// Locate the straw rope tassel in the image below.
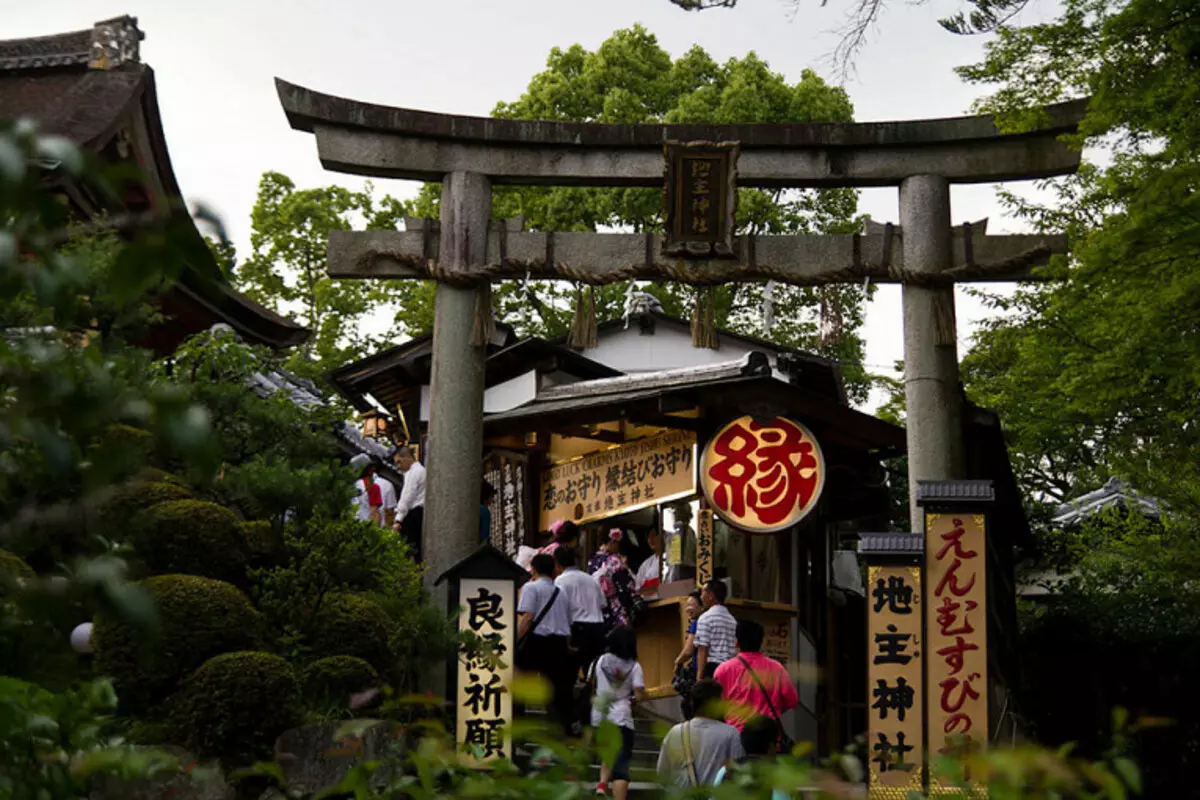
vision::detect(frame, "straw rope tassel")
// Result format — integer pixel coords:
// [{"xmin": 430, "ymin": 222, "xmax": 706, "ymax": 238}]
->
[
  {"xmin": 691, "ymin": 286, "xmax": 719, "ymax": 350},
  {"xmin": 567, "ymin": 285, "xmax": 598, "ymax": 350},
  {"xmin": 469, "ymin": 283, "xmax": 495, "ymax": 347}
]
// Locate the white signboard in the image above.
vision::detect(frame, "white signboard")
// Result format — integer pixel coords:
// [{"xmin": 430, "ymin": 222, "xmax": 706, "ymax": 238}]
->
[{"xmin": 455, "ymin": 578, "xmax": 515, "ymax": 764}]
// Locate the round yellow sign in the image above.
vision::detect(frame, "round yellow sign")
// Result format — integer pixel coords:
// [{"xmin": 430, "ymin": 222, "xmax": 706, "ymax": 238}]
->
[{"xmin": 700, "ymin": 415, "xmax": 825, "ymax": 533}]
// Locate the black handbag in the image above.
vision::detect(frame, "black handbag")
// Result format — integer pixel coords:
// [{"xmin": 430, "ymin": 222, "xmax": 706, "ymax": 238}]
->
[{"xmin": 515, "ymin": 587, "xmax": 560, "ymax": 671}]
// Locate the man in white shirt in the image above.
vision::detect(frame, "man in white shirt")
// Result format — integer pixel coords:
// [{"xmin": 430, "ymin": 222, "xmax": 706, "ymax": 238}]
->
[
  {"xmin": 695, "ymin": 579, "xmax": 738, "ymax": 679},
  {"xmin": 553, "ymin": 545, "xmax": 606, "ymax": 733},
  {"xmin": 635, "ymin": 529, "xmax": 663, "ymax": 600},
  {"xmin": 518, "ymin": 553, "xmax": 574, "ymax": 733},
  {"xmin": 391, "ymin": 445, "xmax": 425, "ymax": 560}
]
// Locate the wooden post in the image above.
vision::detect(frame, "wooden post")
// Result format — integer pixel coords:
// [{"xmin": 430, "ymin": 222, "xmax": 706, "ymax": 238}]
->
[
  {"xmin": 859, "ymin": 532, "xmax": 926, "ymax": 798},
  {"xmin": 918, "ymin": 479, "xmax": 993, "ymax": 792}
]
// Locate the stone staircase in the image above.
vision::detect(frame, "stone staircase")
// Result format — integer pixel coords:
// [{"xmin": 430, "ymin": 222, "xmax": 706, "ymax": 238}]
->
[{"xmin": 517, "ymin": 707, "xmax": 665, "ymax": 795}]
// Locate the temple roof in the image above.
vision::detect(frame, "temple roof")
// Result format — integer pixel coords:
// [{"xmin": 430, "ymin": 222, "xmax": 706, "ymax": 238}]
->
[{"xmin": 0, "ymin": 16, "xmax": 309, "ymax": 352}]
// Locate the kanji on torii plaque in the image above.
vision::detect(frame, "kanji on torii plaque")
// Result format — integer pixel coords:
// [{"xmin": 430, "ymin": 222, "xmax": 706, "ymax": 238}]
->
[{"xmin": 275, "ymin": 77, "xmax": 1085, "ymax": 587}]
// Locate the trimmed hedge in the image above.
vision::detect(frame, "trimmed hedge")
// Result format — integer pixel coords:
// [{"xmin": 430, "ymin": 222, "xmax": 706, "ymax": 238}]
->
[
  {"xmin": 302, "ymin": 655, "xmax": 380, "ymax": 711},
  {"xmin": 92, "ymin": 574, "xmax": 262, "ymax": 712},
  {"xmin": 130, "ymin": 500, "xmax": 246, "ymax": 585},
  {"xmin": 170, "ymin": 651, "xmax": 301, "ymax": 763},
  {"xmin": 94, "ymin": 480, "xmax": 193, "ymax": 541},
  {"xmin": 241, "ymin": 520, "xmax": 282, "ymax": 569},
  {"xmin": 310, "ymin": 593, "xmax": 394, "ymax": 675}
]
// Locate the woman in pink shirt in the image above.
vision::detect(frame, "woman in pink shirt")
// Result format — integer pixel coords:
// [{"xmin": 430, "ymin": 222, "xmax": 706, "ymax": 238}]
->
[{"xmin": 713, "ymin": 619, "xmax": 798, "ymax": 732}]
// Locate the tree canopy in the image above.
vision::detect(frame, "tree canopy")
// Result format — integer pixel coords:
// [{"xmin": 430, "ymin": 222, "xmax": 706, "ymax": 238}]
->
[
  {"xmin": 957, "ymin": 0, "xmax": 1200, "ymax": 515},
  {"xmin": 408, "ymin": 26, "xmax": 874, "ymax": 402},
  {"xmin": 233, "ymin": 172, "xmax": 416, "ymax": 382}
]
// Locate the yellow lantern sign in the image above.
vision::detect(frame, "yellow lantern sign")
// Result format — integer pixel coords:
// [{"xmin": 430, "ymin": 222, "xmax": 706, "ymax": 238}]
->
[{"xmin": 700, "ymin": 416, "xmax": 825, "ymax": 533}]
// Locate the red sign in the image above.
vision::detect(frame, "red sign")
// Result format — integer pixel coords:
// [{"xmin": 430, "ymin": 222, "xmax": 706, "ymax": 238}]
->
[
  {"xmin": 925, "ymin": 513, "xmax": 988, "ymax": 763},
  {"xmin": 700, "ymin": 416, "xmax": 825, "ymax": 533}
]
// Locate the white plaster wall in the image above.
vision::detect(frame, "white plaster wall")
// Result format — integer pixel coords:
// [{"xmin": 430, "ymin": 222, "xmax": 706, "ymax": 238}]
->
[{"xmin": 586, "ymin": 324, "xmax": 788, "ymax": 378}]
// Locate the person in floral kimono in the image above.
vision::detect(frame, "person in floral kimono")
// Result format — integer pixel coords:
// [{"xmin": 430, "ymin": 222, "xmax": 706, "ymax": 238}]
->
[{"xmin": 588, "ymin": 528, "xmax": 636, "ymax": 632}]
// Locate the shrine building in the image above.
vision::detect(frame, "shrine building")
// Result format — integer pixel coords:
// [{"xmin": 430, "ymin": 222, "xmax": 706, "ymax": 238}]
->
[{"xmin": 332, "ymin": 298, "xmax": 1028, "ymax": 754}]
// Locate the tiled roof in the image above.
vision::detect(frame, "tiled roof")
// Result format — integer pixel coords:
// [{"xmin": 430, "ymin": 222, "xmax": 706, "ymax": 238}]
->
[{"xmin": 1052, "ymin": 476, "xmax": 1161, "ymax": 527}]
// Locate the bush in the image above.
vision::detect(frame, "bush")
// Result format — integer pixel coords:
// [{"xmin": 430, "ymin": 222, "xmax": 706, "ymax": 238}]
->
[
  {"xmin": 130, "ymin": 500, "xmax": 246, "ymax": 585},
  {"xmin": 170, "ymin": 651, "xmax": 301, "ymax": 763},
  {"xmin": 241, "ymin": 520, "xmax": 282, "ymax": 569},
  {"xmin": 93, "ymin": 480, "xmax": 193, "ymax": 541},
  {"xmin": 309, "ymin": 593, "xmax": 393, "ymax": 675},
  {"xmin": 0, "ymin": 548, "xmax": 34, "ymax": 582},
  {"xmin": 302, "ymin": 655, "xmax": 380, "ymax": 712},
  {"xmin": 134, "ymin": 467, "xmax": 189, "ymax": 488},
  {"xmin": 92, "ymin": 574, "xmax": 262, "ymax": 712}
]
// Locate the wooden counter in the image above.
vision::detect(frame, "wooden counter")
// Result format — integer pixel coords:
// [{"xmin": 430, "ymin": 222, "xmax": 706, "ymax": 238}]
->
[{"xmin": 639, "ymin": 595, "xmax": 800, "ymax": 696}]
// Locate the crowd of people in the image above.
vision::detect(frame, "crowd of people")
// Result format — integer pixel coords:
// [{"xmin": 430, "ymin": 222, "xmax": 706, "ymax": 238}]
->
[{"xmin": 513, "ymin": 517, "xmax": 800, "ymax": 797}]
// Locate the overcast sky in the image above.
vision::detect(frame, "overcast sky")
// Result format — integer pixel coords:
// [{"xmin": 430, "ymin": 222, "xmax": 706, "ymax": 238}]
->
[{"xmin": 9, "ymin": 0, "xmax": 1060, "ymax": 409}]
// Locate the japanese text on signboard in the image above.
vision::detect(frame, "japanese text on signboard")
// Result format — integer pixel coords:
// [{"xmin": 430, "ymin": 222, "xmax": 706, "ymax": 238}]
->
[
  {"xmin": 456, "ymin": 578, "xmax": 515, "ymax": 764},
  {"xmin": 867, "ymin": 565, "xmax": 924, "ymax": 797},
  {"xmin": 663, "ymin": 141, "xmax": 738, "ymax": 258},
  {"xmin": 701, "ymin": 416, "xmax": 825, "ymax": 533},
  {"xmin": 539, "ymin": 430, "xmax": 696, "ymax": 529},
  {"xmin": 925, "ymin": 514, "xmax": 988, "ymax": 770},
  {"xmin": 485, "ymin": 457, "xmax": 527, "ymax": 557},
  {"xmin": 696, "ymin": 508, "xmax": 714, "ymax": 586}
]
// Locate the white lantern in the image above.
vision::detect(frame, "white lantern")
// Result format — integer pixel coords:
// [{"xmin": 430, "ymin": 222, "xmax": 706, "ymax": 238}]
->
[{"xmin": 70, "ymin": 622, "xmax": 93, "ymax": 654}]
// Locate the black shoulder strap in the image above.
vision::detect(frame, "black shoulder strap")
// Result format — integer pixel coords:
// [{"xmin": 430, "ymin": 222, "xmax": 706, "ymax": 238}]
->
[
  {"xmin": 519, "ymin": 587, "xmax": 561, "ymax": 646},
  {"xmin": 736, "ymin": 655, "xmax": 783, "ymax": 726}
]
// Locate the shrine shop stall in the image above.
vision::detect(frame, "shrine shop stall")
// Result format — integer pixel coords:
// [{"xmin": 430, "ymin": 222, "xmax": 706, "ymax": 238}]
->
[{"xmin": 329, "ymin": 308, "xmax": 1029, "ymax": 754}]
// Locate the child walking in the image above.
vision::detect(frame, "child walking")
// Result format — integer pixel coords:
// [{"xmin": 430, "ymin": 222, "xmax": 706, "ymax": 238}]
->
[{"xmin": 591, "ymin": 626, "xmax": 645, "ymax": 799}]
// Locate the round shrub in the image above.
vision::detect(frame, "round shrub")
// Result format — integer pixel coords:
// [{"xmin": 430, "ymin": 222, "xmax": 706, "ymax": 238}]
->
[
  {"xmin": 302, "ymin": 655, "xmax": 380, "ymax": 711},
  {"xmin": 131, "ymin": 500, "xmax": 246, "ymax": 585},
  {"xmin": 134, "ymin": 467, "xmax": 189, "ymax": 488},
  {"xmin": 92, "ymin": 574, "xmax": 262, "ymax": 712},
  {"xmin": 241, "ymin": 520, "xmax": 282, "ymax": 569},
  {"xmin": 170, "ymin": 651, "xmax": 301, "ymax": 763},
  {"xmin": 94, "ymin": 480, "xmax": 193, "ymax": 541},
  {"xmin": 310, "ymin": 593, "xmax": 393, "ymax": 674}
]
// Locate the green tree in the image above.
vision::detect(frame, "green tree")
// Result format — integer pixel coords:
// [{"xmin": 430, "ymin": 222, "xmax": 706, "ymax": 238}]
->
[
  {"xmin": 956, "ymin": 0, "xmax": 1200, "ymax": 513},
  {"xmin": 407, "ymin": 27, "xmax": 874, "ymax": 402},
  {"xmin": 235, "ymin": 172, "xmax": 416, "ymax": 381}
]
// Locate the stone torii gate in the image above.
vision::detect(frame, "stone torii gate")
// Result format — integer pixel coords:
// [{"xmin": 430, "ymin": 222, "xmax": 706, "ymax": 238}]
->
[{"xmin": 275, "ymin": 79, "xmax": 1084, "ymax": 584}]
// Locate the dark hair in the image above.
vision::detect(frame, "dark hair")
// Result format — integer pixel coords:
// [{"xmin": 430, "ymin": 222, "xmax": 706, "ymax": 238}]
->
[
  {"xmin": 705, "ymin": 579, "xmax": 728, "ymax": 604},
  {"xmin": 530, "ymin": 553, "xmax": 555, "ymax": 577},
  {"xmin": 741, "ymin": 715, "xmax": 779, "ymax": 757},
  {"xmin": 555, "ymin": 520, "xmax": 580, "ymax": 544},
  {"xmin": 691, "ymin": 679, "xmax": 725, "ymax": 718},
  {"xmin": 606, "ymin": 625, "xmax": 638, "ymax": 661},
  {"xmin": 481, "ymin": 480, "xmax": 496, "ymax": 503},
  {"xmin": 687, "ymin": 590, "xmax": 703, "ymax": 604},
  {"xmin": 554, "ymin": 546, "xmax": 578, "ymax": 568},
  {"xmin": 736, "ymin": 619, "xmax": 765, "ymax": 653}
]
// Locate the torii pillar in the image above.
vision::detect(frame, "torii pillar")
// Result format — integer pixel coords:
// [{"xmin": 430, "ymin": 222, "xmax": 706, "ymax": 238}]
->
[
  {"xmin": 900, "ymin": 175, "xmax": 961, "ymax": 530},
  {"xmin": 275, "ymin": 77, "xmax": 1085, "ymax": 574}
]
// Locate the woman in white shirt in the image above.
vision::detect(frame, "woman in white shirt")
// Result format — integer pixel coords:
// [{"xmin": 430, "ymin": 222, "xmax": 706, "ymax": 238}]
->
[{"xmin": 591, "ymin": 625, "xmax": 646, "ymax": 800}]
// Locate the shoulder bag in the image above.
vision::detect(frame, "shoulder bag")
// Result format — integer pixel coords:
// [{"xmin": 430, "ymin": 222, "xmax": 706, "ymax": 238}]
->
[
  {"xmin": 680, "ymin": 720, "xmax": 700, "ymax": 787},
  {"xmin": 515, "ymin": 587, "xmax": 560, "ymax": 671},
  {"xmin": 736, "ymin": 655, "xmax": 796, "ymax": 754}
]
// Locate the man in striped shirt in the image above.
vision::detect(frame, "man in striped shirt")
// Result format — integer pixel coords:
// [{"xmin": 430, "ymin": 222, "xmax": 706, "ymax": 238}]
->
[{"xmin": 695, "ymin": 579, "xmax": 738, "ymax": 678}]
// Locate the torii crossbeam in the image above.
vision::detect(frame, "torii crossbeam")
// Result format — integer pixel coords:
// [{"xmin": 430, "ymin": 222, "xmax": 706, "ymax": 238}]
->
[{"xmin": 276, "ymin": 78, "xmax": 1083, "ymax": 586}]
